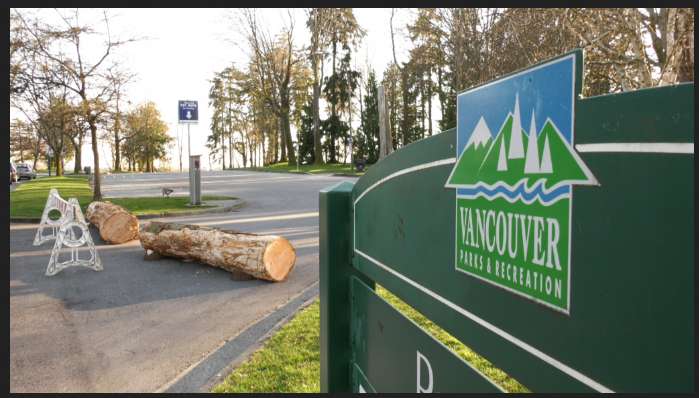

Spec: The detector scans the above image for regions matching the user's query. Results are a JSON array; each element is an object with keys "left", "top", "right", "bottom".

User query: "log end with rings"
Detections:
[{"left": 86, "top": 201, "right": 139, "bottom": 244}]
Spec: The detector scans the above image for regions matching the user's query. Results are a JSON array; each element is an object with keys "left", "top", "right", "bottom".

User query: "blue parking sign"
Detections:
[{"left": 178, "top": 100, "right": 198, "bottom": 123}]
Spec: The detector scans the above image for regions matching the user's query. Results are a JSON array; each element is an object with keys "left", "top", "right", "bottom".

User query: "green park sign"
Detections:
[
  {"left": 320, "top": 50, "right": 694, "bottom": 393},
  {"left": 445, "top": 53, "right": 597, "bottom": 313}
]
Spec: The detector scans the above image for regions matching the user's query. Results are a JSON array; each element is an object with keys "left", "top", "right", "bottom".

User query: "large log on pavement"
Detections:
[
  {"left": 86, "top": 201, "right": 140, "bottom": 244},
  {"left": 138, "top": 221, "right": 296, "bottom": 282}
]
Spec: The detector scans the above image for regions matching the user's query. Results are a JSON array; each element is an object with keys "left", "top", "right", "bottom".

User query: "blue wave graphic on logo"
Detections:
[{"left": 457, "top": 181, "right": 570, "bottom": 204}]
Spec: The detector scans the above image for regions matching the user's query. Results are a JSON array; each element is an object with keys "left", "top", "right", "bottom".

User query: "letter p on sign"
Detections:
[{"left": 417, "top": 350, "right": 433, "bottom": 393}]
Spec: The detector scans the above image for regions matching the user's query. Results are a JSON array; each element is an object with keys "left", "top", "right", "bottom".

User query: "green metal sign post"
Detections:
[{"left": 320, "top": 50, "right": 694, "bottom": 393}]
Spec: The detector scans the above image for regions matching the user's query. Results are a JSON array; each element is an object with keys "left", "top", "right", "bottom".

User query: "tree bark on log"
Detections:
[
  {"left": 138, "top": 221, "right": 296, "bottom": 282},
  {"left": 86, "top": 201, "right": 139, "bottom": 244}
]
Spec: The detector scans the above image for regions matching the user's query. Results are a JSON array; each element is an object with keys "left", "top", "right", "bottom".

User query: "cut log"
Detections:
[
  {"left": 86, "top": 201, "right": 139, "bottom": 244},
  {"left": 138, "top": 221, "right": 296, "bottom": 282}
]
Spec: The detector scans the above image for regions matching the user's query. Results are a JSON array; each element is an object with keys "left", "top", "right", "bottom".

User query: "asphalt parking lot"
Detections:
[{"left": 10, "top": 170, "right": 356, "bottom": 392}]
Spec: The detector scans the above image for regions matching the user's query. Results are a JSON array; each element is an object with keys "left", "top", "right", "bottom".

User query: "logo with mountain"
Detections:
[
  {"left": 445, "top": 93, "right": 597, "bottom": 201},
  {"left": 445, "top": 52, "right": 596, "bottom": 314}
]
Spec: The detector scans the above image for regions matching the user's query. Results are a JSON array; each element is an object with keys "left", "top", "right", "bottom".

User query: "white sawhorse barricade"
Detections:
[{"left": 33, "top": 188, "right": 102, "bottom": 276}]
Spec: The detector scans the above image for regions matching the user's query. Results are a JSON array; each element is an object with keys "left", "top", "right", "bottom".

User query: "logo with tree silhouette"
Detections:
[{"left": 445, "top": 51, "right": 597, "bottom": 313}]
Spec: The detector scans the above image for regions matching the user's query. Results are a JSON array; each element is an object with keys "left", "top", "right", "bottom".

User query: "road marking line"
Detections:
[{"left": 192, "top": 211, "right": 319, "bottom": 227}]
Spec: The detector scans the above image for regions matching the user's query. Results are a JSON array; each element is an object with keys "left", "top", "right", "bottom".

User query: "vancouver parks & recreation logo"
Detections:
[{"left": 445, "top": 52, "right": 597, "bottom": 313}]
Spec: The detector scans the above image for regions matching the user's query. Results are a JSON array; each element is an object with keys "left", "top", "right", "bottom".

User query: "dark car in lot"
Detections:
[
  {"left": 10, "top": 162, "right": 17, "bottom": 184},
  {"left": 15, "top": 163, "right": 36, "bottom": 180}
]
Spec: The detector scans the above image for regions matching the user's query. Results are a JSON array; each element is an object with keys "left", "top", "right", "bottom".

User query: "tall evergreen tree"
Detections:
[
  {"left": 322, "top": 8, "right": 365, "bottom": 163},
  {"left": 356, "top": 69, "right": 380, "bottom": 163},
  {"left": 297, "top": 100, "right": 315, "bottom": 165}
]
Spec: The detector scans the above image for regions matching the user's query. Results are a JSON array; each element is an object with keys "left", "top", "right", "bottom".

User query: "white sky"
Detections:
[{"left": 11, "top": 8, "right": 417, "bottom": 171}]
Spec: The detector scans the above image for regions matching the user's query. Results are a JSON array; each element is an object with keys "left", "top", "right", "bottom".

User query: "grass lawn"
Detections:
[
  {"left": 212, "top": 300, "right": 321, "bottom": 393},
  {"left": 107, "top": 195, "right": 235, "bottom": 216},
  {"left": 212, "top": 286, "right": 527, "bottom": 393},
  {"left": 376, "top": 286, "right": 528, "bottom": 393},
  {"left": 9, "top": 176, "right": 236, "bottom": 218},
  {"left": 10, "top": 176, "right": 93, "bottom": 218},
  {"left": 244, "top": 162, "right": 367, "bottom": 176}
]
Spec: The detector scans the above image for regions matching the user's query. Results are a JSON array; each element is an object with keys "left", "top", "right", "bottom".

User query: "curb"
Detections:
[
  {"left": 9, "top": 199, "right": 246, "bottom": 224},
  {"left": 244, "top": 169, "right": 313, "bottom": 175},
  {"left": 9, "top": 217, "right": 43, "bottom": 223},
  {"left": 157, "top": 282, "right": 320, "bottom": 393}
]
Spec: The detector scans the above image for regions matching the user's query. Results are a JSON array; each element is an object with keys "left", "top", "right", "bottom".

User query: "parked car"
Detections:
[
  {"left": 10, "top": 162, "right": 17, "bottom": 184},
  {"left": 16, "top": 163, "right": 36, "bottom": 180}
]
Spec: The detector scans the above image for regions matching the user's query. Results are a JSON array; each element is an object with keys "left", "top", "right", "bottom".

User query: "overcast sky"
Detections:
[{"left": 12, "top": 8, "right": 418, "bottom": 170}]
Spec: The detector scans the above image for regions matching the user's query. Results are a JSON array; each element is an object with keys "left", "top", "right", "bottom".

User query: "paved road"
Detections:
[{"left": 10, "top": 170, "right": 356, "bottom": 393}]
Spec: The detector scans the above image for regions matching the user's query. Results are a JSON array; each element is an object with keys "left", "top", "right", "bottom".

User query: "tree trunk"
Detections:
[
  {"left": 280, "top": 97, "right": 296, "bottom": 166},
  {"left": 32, "top": 138, "right": 41, "bottom": 170},
  {"left": 378, "top": 85, "right": 393, "bottom": 160},
  {"left": 327, "top": 36, "right": 338, "bottom": 163},
  {"left": 310, "top": 15, "right": 324, "bottom": 166},
  {"left": 427, "top": 76, "right": 433, "bottom": 136},
  {"left": 139, "top": 221, "right": 296, "bottom": 282},
  {"left": 89, "top": 120, "right": 102, "bottom": 200},
  {"left": 228, "top": 131, "right": 233, "bottom": 169},
  {"left": 347, "top": 100, "right": 353, "bottom": 165},
  {"left": 438, "top": 67, "right": 445, "bottom": 123},
  {"left": 660, "top": 8, "right": 694, "bottom": 84},
  {"left": 278, "top": 116, "right": 288, "bottom": 162},
  {"left": 261, "top": 134, "right": 266, "bottom": 166},
  {"left": 86, "top": 201, "right": 139, "bottom": 244},
  {"left": 72, "top": 137, "right": 82, "bottom": 174},
  {"left": 272, "top": 125, "right": 279, "bottom": 163},
  {"left": 312, "top": 82, "right": 323, "bottom": 164},
  {"left": 55, "top": 154, "right": 63, "bottom": 176},
  {"left": 420, "top": 77, "right": 426, "bottom": 139},
  {"left": 222, "top": 139, "right": 226, "bottom": 170},
  {"left": 114, "top": 129, "right": 121, "bottom": 172},
  {"left": 401, "top": 70, "right": 409, "bottom": 146},
  {"left": 251, "top": 140, "right": 255, "bottom": 167}
]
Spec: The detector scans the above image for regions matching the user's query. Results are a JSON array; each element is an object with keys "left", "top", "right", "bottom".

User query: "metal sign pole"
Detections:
[{"left": 178, "top": 100, "right": 199, "bottom": 204}]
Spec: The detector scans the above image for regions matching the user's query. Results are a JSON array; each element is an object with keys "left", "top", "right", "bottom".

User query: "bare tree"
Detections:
[
  {"left": 104, "top": 69, "right": 136, "bottom": 172},
  {"left": 14, "top": 8, "right": 136, "bottom": 199},
  {"left": 306, "top": 8, "right": 331, "bottom": 164},
  {"left": 562, "top": 8, "right": 693, "bottom": 94},
  {"left": 643, "top": 8, "right": 694, "bottom": 84},
  {"left": 240, "top": 9, "right": 299, "bottom": 166},
  {"left": 390, "top": 8, "right": 413, "bottom": 146}
]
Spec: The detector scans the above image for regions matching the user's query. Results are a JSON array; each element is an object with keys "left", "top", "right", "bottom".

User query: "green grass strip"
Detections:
[
  {"left": 10, "top": 176, "right": 93, "bottom": 218},
  {"left": 212, "top": 300, "right": 321, "bottom": 393},
  {"left": 375, "top": 285, "right": 529, "bottom": 393},
  {"left": 243, "top": 161, "right": 366, "bottom": 176},
  {"left": 212, "top": 286, "right": 528, "bottom": 393},
  {"left": 10, "top": 176, "right": 236, "bottom": 218},
  {"left": 107, "top": 195, "right": 235, "bottom": 216}
]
